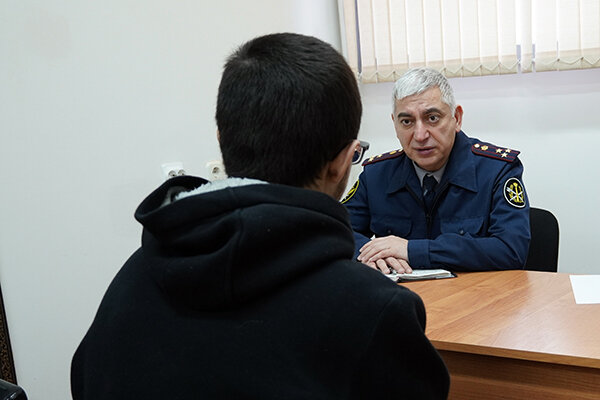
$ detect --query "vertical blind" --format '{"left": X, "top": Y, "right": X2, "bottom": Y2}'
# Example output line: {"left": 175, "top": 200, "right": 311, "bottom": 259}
{"left": 341, "top": 0, "right": 600, "bottom": 83}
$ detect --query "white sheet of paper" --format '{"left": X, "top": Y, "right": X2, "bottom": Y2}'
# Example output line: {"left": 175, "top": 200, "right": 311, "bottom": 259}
{"left": 569, "top": 275, "right": 600, "bottom": 304}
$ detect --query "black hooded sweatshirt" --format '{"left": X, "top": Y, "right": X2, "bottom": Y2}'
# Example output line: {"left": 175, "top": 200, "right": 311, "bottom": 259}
{"left": 71, "top": 176, "right": 449, "bottom": 399}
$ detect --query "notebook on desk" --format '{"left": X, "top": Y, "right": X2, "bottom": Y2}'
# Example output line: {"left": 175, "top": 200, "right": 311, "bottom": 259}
{"left": 385, "top": 269, "right": 456, "bottom": 282}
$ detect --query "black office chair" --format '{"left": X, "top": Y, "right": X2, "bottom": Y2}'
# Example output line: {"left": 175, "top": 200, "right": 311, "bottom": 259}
{"left": 524, "top": 207, "right": 559, "bottom": 272}
{"left": 0, "top": 379, "right": 27, "bottom": 400}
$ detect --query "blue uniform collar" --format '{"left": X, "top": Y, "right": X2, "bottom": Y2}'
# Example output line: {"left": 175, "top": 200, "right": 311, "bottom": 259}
{"left": 386, "top": 131, "right": 478, "bottom": 194}
{"left": 442, "top": 131, "right": 478, "bottom": 193}
{"left": 386, "top": 155, "right": 419, "bottom": 194}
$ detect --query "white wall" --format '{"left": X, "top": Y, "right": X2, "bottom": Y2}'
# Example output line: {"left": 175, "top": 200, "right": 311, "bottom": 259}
{"left": 0, "top": 1, "right": 340, "bottom": 399}
{"left": 1, "top": 1, "right": 600, "bottom": 399}
{"left": 356, "top": 68, "right": 600, "bottom": 275}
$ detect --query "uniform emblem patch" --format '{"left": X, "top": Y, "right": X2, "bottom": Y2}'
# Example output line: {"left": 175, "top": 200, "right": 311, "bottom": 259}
{"left": 341, "top": 179, "right": 359, "bottom": 204}
{"left": 503, "top": 178, "right": 526, "bottom": 208}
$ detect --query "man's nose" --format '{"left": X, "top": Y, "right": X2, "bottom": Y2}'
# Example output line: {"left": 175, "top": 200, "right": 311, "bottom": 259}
{"left": 413, "top": 120, "right": 429, "bottom": 141}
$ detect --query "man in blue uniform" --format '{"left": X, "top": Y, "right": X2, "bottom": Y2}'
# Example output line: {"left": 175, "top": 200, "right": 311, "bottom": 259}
{"left": 343, "top": 67, "right": 530, "bottom": 273}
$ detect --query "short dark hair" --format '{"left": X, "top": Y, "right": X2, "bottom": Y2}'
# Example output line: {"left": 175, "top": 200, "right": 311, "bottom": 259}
{"left": 216, "top": 33, "right": 362, "bottom": 187}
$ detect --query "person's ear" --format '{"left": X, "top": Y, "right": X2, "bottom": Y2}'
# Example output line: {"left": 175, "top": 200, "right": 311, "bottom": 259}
{"left": 327, "top": 140, "right": 358, "bottom": 183}
{"left": 454, "top": 105, "right": 463, "bottom": 132}
{"left": 216, "top": 130, "right": 221, "bottom": 143}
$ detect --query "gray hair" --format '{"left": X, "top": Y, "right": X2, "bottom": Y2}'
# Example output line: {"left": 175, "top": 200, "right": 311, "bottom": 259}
{"left": 392, "top": 68, "right": 456, "bottom": 114}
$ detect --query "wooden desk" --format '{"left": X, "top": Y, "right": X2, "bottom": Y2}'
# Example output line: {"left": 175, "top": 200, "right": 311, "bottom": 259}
{"left": 401, "top": 270, "right": 600, "bottom": 400}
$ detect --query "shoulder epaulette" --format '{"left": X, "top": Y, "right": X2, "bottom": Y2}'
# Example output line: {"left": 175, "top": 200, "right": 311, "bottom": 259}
{"left": 362, "top": 149, "right": 404, "bottom": 166}
{"left": 471, "top": 142, "right": 520, "bottom": 162}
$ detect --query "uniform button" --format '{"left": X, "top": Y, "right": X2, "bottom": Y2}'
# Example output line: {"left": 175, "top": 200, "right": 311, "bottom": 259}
{"left": 386, "top": 229, "right": 392, "bottom": 234}
{"left": 459, "top": 229, "right": 465, "bottom": 235}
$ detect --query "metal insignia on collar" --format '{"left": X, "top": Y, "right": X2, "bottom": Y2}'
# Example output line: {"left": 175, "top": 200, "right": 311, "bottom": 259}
{"left": 503, "top": 178, "right": 526, "bottom": 208}
{"left": 341, "top": 179, "right": 359, "bottom": 204}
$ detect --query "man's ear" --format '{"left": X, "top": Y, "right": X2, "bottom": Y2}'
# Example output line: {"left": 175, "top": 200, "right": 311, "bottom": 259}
{"left": 454, "top": 105, "right": 464, "bottom": 132}
{"left": 216, "top": 130, "right": 221, "bottom": 143}
{"left": 327, "top": 140, "right": 358, "bottom": 183}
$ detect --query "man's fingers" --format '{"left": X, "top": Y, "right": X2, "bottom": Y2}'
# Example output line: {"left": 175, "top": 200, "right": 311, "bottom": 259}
{"left": 398, "top": 258, "right": 413, "bottom": 274}
{"left": 361, "top": 260, "right": 378, "bottom": 270}
{"left": 358, "top": 243, "right": 383, "bottom": 262}
{"left": 359, "top": 245, "right": 391, "bottom": 263}
{"left": 375, "top": 259, "right": 391, "bottom": 274}
{"left": 386, "top": 257, "right": 413, "bottom": 274}
{"left": 385, "top": 257, "right": 403, "bottom": 273}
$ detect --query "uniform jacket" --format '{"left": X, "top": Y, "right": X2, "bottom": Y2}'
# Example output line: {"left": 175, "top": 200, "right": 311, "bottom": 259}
{"left": 344, "top": 131, "right": 530, "bottom": 271}
{"left": 71, "top": 176, "right": 449, "bottom": 399}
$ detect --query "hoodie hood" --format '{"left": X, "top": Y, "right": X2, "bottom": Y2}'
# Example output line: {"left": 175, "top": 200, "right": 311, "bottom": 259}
{"left": 135, "top": 176, "right": 355, "bottom": 311}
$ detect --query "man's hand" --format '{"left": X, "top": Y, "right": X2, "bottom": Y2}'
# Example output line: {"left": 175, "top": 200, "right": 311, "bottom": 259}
{"left": 362, "top": 256, "right": 413, "bottom": 274}
{"left": 358, "top": 236, "right": 412, "bottom": 274}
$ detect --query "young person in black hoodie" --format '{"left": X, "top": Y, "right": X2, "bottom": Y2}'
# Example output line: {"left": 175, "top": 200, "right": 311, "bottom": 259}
{"left": 71, "top": 33, "right": 449, "bottom": 399}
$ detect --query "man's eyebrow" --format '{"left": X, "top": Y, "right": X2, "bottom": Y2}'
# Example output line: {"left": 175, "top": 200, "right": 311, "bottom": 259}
{"left": 424, "top": 107, "right": 444, "bottom": 114}
{"left": 396, "top": 107, "right": 445, "bottom": 119}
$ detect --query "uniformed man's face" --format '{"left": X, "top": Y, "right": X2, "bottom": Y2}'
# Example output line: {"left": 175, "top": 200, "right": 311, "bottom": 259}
{"left": 392, "top": 87, "right": 463, "bottom": 172}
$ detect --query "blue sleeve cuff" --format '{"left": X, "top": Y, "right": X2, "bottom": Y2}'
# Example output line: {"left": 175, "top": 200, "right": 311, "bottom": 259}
{"left": 407, "top": 239, "right": 431, "bottom": 269}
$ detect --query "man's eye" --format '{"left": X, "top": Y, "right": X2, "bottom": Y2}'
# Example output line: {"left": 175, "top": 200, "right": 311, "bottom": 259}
{"left": 400, "top": 119, "right": 412, "bottom": 126}
{"left": 428, "top": 115, "right": 440, "bottom": 123}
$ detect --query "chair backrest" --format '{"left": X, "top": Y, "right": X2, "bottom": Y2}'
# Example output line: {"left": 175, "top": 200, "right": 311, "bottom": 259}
{"left": 0, "top": 379, "right": 27, "bottom": 400}
{"left": 524, "top": 207, "right": 559, "bottom": 272}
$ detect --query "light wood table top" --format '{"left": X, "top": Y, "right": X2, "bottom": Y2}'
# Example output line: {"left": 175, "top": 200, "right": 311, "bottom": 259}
{"left": 401, "top": 270, "right": 600, "bottom": 369}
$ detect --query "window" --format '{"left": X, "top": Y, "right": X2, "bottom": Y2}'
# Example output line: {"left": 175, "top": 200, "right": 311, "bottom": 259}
{"left": 340, "top": 0, "right": 600, "bottom": 83}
